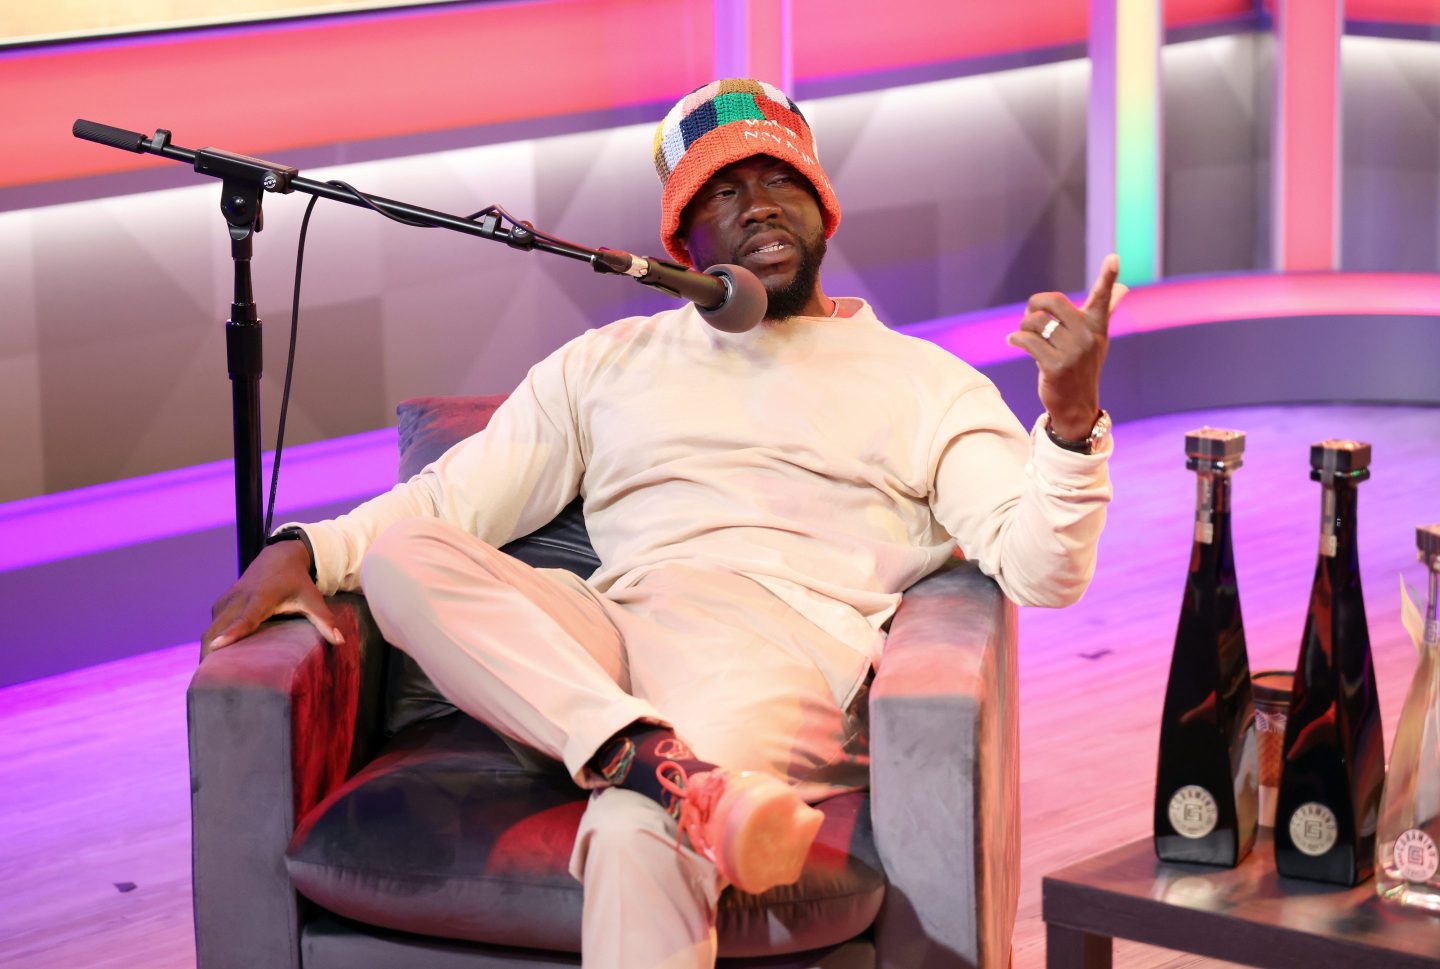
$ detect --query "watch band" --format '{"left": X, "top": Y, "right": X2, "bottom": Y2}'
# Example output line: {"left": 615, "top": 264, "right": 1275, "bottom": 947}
{"left": 1043, "top": 409, "right": 1111, "bottom": 454}
{"left": 264, "top": 526, "right": 317, "bottom": 582}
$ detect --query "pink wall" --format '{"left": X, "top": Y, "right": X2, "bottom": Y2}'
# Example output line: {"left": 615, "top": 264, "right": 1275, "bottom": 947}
{"left": 3, "top": 0, "right": 1260, "bottom": 192}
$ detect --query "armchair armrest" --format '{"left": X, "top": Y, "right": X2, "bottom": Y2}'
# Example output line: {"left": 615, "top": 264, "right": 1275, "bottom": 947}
{"left": 870, "top": 559, "right": 1019, "bottom": 969}
{"left": 187, "top": 593, "right": 387, "bottom": 969}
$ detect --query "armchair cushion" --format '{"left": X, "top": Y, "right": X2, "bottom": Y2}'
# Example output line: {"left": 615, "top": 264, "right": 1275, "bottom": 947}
{"left": 286, "top": 715, "right": 884, "bottom": 956}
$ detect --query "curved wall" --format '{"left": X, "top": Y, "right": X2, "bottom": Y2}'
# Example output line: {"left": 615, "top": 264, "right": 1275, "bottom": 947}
{"left": 2, "top": 29, "right": 1438, "bottom": 502}
{"left": 902, "top": 272, "right": 1440, "bottom": 425}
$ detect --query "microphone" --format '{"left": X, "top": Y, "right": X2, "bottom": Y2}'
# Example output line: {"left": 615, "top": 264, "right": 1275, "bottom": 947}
{"left": 595, "top": 249, "right": 766, "bottom": 333}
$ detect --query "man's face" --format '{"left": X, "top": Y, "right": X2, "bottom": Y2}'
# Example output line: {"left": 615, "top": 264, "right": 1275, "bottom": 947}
{"left": 678, "top": 155, "right": 827, "bottom": 320}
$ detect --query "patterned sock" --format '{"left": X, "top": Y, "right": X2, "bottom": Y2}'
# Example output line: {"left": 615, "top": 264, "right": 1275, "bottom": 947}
{"left": 590, "top": 724, "right": 717, "bottom": 817}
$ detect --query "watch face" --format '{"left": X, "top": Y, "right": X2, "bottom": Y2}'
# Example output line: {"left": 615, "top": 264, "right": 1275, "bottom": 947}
{"left": 1089, "top": 411, "right": 1112, "bottom": 445}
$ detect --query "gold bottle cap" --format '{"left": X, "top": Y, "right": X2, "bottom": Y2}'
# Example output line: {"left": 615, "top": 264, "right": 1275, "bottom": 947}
{"left": 1185, "top": 427, "right": 1244, "bottom": 472}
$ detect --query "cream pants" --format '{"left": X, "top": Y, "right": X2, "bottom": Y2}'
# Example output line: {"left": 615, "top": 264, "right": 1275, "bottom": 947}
{"left": 359, "top": 517, "right": 869, "bottom": 969}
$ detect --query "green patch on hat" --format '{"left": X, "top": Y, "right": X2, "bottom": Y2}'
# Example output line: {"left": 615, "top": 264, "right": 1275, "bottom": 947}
{"left": 713, "top": 91, "right": 766, "bottom": 126}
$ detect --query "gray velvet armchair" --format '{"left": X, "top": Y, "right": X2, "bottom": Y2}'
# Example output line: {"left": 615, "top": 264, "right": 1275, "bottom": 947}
{"left": 187, "top": 396, "right": 1019, "bottom": 969}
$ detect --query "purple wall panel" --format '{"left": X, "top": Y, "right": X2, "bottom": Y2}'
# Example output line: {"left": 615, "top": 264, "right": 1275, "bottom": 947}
{"left": 0, "top": 497, "right": 360, "bottom": 687}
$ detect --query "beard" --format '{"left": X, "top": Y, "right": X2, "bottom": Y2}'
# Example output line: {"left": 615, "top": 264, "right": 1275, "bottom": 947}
{"left": 750, "top": 230, "right": 827, "bottom": 322}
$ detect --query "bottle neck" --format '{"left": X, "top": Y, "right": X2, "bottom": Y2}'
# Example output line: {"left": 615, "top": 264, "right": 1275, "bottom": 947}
{"left": 1193, "top": 472, "right": 1232, "bottom": 547}
{"left": 1316, "top": 478, "right": 1360, "bottom": 561}
{"left": 1425, "top": 566, "right": 1440, "bottom": 647}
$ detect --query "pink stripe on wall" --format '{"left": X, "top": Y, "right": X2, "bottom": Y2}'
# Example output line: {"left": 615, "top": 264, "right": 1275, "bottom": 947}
{"left": 748, "top": 0, "right": 792, "bottom": 91}
{"left": 712, "top": 0, "right": 792, "bottom": 91}
{"left": 1272, "top": 0, "right": 1342, "bottom": 271}
{"left": 2, "top": 0, "right": 714, "bottom": 191}
{"left": 1165, "top": 0, "right": 1258, "bottom": 24}
{"left": 7, "top": 0, "right": 1269, "bottom": 193}
{"left": 1335, "top": 0, "right": 1440, "bottom": 23}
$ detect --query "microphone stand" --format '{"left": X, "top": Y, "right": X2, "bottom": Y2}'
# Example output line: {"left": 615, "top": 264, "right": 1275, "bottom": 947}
{"left": 73, "top": 120, "right": 697, "bottom": 574}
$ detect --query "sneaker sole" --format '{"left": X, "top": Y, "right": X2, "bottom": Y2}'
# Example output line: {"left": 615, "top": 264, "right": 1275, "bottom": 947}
{"left": 718, "top": 785, "right": 825, "bottom": 894}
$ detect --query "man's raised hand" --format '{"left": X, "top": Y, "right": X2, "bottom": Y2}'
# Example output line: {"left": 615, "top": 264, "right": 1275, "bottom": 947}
{"left": 1006, "top": 253, "right": 1128, "bottom": 441}
{"left": 201, "top": 539, "right": 344, "bottom": 660}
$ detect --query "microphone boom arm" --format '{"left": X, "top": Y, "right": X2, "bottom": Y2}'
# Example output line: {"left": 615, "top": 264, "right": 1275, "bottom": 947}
{"left": 73, "top": 119, "right": 607, "bottom": 261}
{"left": 71, "top": 119, "right": 761, "bottom": 569}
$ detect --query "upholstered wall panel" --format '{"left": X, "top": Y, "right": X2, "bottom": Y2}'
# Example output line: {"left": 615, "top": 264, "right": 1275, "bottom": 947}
{"left": 0, "top": 208, "right": 45, "bottom": 500}
{"left": 4, "top": 61, "right": 1095, "bottom": 501}
{"left": 1162, "top": 32, "right": 1273, "bottom": 275}
{"left": 1342, "top": 35, "right": 1440, "bottom": 271}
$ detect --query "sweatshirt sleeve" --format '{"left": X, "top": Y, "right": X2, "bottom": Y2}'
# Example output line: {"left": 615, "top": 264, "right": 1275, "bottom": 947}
{"left": 928, "top": 384, "right": 1112, "bottom": 608}
{"left": 282, "top": 339, "right": 588, "bottom": 595}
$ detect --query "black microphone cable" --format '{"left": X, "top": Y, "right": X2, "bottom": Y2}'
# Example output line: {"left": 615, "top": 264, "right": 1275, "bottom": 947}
{"left": 262, "top": 191, "right": 317, "bottom": 537}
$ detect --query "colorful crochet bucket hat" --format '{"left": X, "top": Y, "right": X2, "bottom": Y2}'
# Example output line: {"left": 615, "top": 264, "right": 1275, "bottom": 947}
{"left": 653, "top": 78, "right": 841, "bottom": 265}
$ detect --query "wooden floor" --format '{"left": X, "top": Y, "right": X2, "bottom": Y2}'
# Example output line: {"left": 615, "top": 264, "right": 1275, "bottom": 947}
{"left": 2, "top": 402, "right": 1438, "bottom": 969}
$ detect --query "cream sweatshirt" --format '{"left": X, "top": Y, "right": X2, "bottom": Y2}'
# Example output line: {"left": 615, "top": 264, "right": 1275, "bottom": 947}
{"left": 296, "top": 298, "right": 1111, "bottom": 699}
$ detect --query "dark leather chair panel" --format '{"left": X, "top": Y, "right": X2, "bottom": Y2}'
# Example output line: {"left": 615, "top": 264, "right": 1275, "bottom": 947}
{"left": 299, "top": 912, "right": 878, "bottom": 969}
{"left": 287, "top": 715, "right": 884, "bottom": 956}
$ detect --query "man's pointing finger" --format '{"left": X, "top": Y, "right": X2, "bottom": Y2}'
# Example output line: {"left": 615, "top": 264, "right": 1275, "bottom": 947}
{"left": 1083, "top": 253, "right": 1121, "bottom": 315}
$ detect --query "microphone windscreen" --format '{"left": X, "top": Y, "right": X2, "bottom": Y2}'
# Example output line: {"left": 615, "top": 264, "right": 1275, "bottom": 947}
{"left": 698, "top": 264, "right": 766, "bottom": 333}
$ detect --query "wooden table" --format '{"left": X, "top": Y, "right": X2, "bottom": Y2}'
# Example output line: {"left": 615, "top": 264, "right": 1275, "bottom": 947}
{"left": 1042, "top": 831, "right": 1440, "bottom": 968}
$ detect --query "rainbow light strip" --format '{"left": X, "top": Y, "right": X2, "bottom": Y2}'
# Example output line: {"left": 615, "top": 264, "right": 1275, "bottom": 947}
{"left": 1114, "top": 0, "right": 1161, "bottom": 284}
{"left": 1087, "top": 0, "right": 1162, "bottom": 286}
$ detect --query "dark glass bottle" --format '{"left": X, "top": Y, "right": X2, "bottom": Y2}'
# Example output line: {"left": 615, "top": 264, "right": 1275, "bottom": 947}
{"left": 1274, "top": 440, "right": 1386, "bottom": 885}
{"left": 1155, "top": 428, "right": 1258, "bottom": 866}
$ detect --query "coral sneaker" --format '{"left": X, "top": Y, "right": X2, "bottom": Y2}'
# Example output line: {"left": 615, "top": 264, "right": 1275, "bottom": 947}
{"left": 657, "top": 762, "right": 825, "bottom": 894}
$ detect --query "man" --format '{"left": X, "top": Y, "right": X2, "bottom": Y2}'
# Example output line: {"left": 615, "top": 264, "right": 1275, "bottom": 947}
{"left": 204, "top": 78, "right": 1118, "bottom": 968}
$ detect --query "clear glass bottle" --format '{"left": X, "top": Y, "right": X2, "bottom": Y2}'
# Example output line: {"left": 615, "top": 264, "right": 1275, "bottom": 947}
{"left": 1376, "top": 524, "right": 1440, "bottom": 910}
{"left": 1154, "top": 428, "right": 1257, "bottom": 866}
{"left": 1274, "top": 440, "right": 1386, "bottom": 886}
